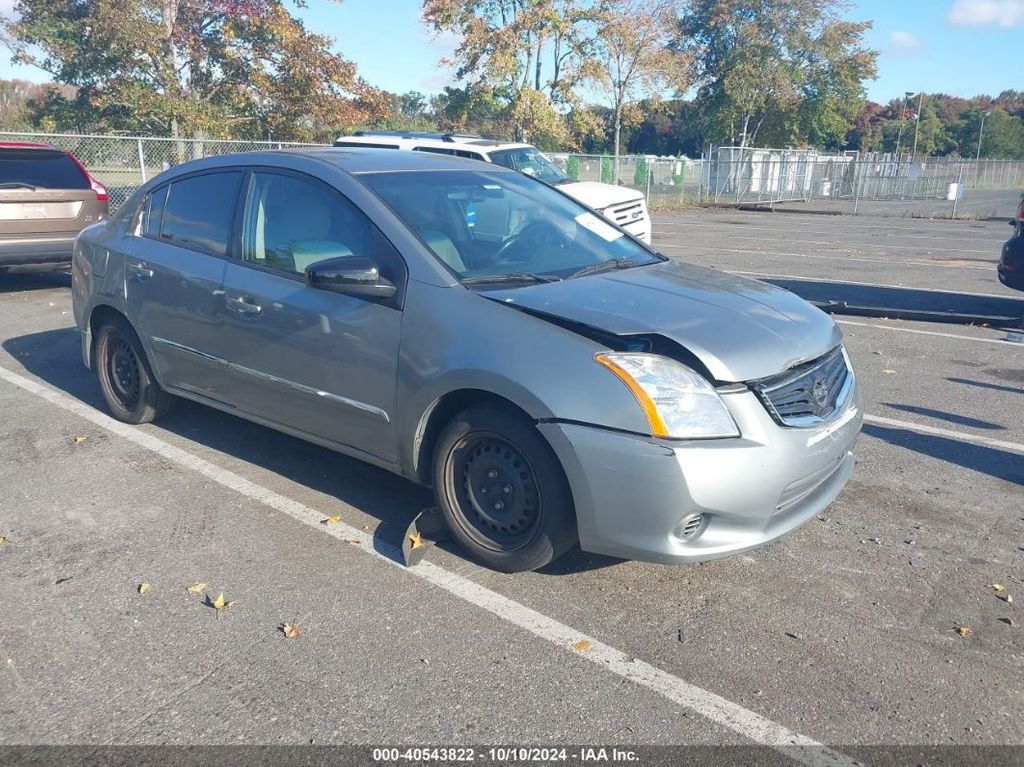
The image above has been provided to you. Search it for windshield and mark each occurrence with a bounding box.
[488,147,569,185]
[361,169,661,286]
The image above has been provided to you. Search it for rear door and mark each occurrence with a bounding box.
[0,147,105,242]
[124,171,243,394]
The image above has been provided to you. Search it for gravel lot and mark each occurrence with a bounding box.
[1,210,1022,759]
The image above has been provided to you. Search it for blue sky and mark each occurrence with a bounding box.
[0,0,1020,104]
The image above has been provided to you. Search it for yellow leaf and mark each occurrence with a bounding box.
[991,583,1006,592]
[572,639,592,652]
[321,515,342,526]
[0,536,6,545]
[882,369,897,375]
[209,592,237,614]
[955,626,972,638]
[138,582,151,594]
[185,582,208,595]
[280,623,302,639]
[72,435,88,445]
[408,531,424,550]
[348,539,363,545]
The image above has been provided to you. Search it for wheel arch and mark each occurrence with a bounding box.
[413,388,537,486]
[86,303,132,368]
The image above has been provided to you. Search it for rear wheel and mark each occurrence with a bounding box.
[95,318,175,424]
[433,405,576,572]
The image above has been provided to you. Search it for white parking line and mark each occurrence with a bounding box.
[864,414,1024,455]
[733,271,1018,300]
[656,242,992,271]
[656,230,995,256]
[836,319,1021,346]
[0,364,855,766]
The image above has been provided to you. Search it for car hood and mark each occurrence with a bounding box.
[486,260,842,383]
[557,181,644,210]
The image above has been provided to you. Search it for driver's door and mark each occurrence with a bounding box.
[206,169,406,463]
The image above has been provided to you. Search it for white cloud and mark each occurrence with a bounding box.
[888,31,924,55]
[948,0,1024,27]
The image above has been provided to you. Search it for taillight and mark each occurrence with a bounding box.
[67,150,108,202]
[90,177,109,202]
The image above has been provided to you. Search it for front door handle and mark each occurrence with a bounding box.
[127,261,153,280]
[225,294,263,317]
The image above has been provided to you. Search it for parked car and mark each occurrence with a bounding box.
[334,132,652,244]
[72,148,861,572]
[0,141,109,272]
[998,193,1024,291]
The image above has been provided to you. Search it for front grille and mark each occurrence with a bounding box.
[604,199,646,226]
[751,346,851,427]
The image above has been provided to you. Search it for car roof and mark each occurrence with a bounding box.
[0,141,62,151]
[334,134,533,153]
[153,147,523,178]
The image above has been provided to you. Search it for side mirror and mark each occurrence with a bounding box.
[306,255,396,300]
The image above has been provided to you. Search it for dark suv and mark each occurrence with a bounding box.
[998,193,1024,292]
[0,141,109,272]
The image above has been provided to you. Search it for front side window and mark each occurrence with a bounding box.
[488,148,568,185]
[361,169,660,284]
[241,171,384,277]
[160,172,242,256]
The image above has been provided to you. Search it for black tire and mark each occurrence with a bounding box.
[433,405,577,573]
[95,318,176,424]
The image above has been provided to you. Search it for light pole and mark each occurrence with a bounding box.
[911,92,924,158]
[975,110,991,163]
[894,92,913,158]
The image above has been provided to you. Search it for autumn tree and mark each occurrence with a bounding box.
[422,0,603,139]
[593,0,685,180]
[2,0,386,142]
[673,0,877,149]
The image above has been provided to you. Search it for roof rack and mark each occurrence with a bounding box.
[352,130,484,143]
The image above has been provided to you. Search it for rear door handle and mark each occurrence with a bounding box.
[224,294,263,317]
[127,261,153,280]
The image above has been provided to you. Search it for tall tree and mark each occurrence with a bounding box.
[673,0,877,149]
[593,0,685,180]
[2,0,386,142]
[421,0,601,138]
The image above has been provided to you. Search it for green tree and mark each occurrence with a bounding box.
[673,0,877,149]
[566,153,579,179]
[2,0,386,142]
[633,153,649,185]
[593,0,686,180]
[600,153,612,182]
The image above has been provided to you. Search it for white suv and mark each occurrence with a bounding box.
[334,132,651,243]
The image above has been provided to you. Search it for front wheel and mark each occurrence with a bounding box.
[433,405,577,572]
[95,319,176,424]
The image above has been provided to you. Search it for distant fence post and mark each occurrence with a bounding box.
[951,163,964,220]
[137,138,147,183]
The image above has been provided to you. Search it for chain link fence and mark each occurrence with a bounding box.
[4,131,1022,219]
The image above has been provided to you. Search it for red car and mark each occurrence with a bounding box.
[0,141,109,273]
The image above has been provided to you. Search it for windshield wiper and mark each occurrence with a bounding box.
[569,258,640,279]
[462,272,563,286]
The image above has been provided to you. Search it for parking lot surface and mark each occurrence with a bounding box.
[1,211,1022,756]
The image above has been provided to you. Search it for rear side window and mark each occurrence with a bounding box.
[0,148,89,190]
[160,172,242,257]
[143,185,168,237]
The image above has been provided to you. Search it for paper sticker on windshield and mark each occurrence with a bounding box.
[575,212,623,242]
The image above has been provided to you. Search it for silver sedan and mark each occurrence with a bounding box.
[72,148,861,572]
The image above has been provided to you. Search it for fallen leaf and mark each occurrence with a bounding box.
[321,515,342,526]
[991,583,1006,592]
[999,594,1014,604]
[882,369,897,375]
[348,539,363,545]
[954,626,972,638]
[280,623,302,639]
[572,639,592,652]
[408,531,425,550]
[72,435,88,445]
[872,351,883,356]
[208,592,237,615]
[185,582,208,595]
[0,536,6,545]
[138,582,151,594]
